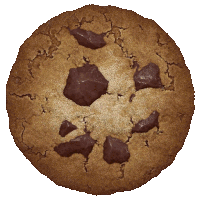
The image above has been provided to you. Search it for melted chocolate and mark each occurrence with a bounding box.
[103,136,130,164]
[63,63,109,106]
[134,63,163,91]
[59,120,77,137]
[54,133,96,159]
[69,28,106,49]
[132,111,159,133]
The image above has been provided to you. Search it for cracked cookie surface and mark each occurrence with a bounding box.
[6,5,194,195]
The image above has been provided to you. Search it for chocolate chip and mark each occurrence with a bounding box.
[69,28,106,49]
[129,94,135,102]
[63,63,109,106]
[103,136,130,164]
[54,133,96,159]
[59,120,77,137]
[134,63,163,91]
[132,111,159,133]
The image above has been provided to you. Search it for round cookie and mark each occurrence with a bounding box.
[6,5,194,195]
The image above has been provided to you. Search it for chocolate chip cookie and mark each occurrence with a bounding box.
[6,5,195,195]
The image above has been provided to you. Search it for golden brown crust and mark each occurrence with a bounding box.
[6,5,194,195]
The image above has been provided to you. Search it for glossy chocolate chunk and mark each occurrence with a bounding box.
[103,136,130,164]
[63,63,109,106]
[134,63,163,91]
[54,133,96,159]
[59,120,77,137]
[69,28,106,49]
[132,111,159,133]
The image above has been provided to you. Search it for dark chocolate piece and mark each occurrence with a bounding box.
[134,63,163,91]
[54,133,96,159]
[132,111,159,133]
[63,63,109,106]
[69,28,106,49]
[59,120,77,137]
[103,136,130,164]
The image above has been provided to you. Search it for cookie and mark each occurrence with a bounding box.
[6,5,194,195]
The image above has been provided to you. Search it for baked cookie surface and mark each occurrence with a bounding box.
[6,5,194,195]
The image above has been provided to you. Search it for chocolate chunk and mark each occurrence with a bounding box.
[54,133,96,159]
[132,111,159,133]
[69,28,106,49]
[59,120,77,137]
[134,63,163,91]
[103,136,130,164]
[63,63,109,106]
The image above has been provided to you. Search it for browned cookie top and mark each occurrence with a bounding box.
[6,5,194,195]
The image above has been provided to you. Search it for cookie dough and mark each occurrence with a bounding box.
[6,5,194,195]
